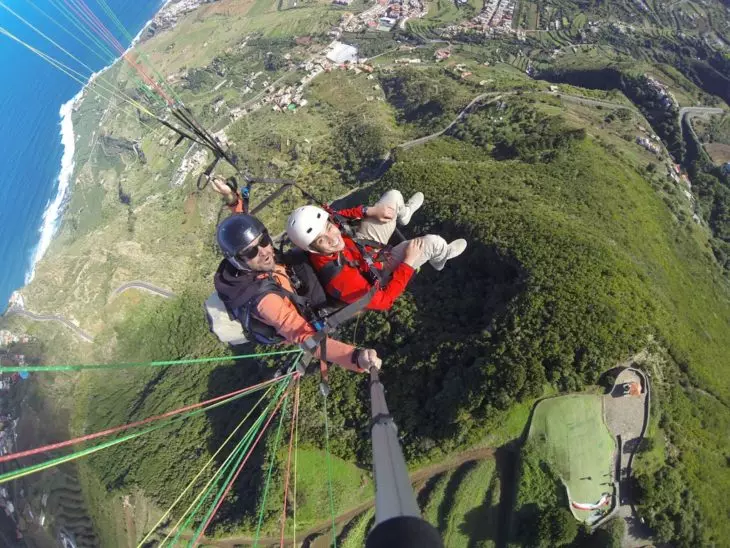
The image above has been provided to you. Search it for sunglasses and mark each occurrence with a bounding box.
[237,232,273,261]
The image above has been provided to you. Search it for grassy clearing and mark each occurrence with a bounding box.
[528,395,614,520]
[442,459,500,548]
[278,447,374,535]
[340,507,375,548]
[421,470,453,526]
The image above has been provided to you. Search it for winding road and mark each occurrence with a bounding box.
[111,281,175,299]
[3,282,175,344]
[679,106,725,154]
[396,90,642,152]
[398,93,501,150]
[3,308,94,344]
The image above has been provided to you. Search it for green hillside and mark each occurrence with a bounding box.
[3,0,730,546]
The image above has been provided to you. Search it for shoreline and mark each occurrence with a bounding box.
[12,0,176,308]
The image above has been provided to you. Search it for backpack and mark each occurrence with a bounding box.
[206,249,328,346]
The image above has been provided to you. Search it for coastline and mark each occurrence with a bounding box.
[15,0,175,302]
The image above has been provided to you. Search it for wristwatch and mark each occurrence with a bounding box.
[362,206,368,217]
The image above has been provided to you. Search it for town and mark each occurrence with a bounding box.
[336,0,428,32]
[441,0,518,38]
[0,329,33,544]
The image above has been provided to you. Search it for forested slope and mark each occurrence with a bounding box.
[68,92,730,545]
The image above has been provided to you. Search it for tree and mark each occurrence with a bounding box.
[537,507,578,546]
[334,116,387,183]
[590,518,625,547]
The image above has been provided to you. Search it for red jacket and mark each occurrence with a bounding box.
[309,206,415,311]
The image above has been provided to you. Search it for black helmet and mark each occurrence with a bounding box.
[217,214,267,270]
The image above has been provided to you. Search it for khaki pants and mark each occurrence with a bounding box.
[355,189,449,271]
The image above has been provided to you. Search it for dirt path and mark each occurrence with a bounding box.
[187,447,495,547]
[123,496,137,548]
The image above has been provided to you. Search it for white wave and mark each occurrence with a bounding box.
[25,94,80,284]
[23,0,174,285]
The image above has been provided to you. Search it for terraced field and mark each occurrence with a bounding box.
[337,458,500,548]
[46,468,100,547]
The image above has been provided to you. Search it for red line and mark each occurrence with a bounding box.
[65,0,174,104]
[193,386,291,546]
[0,375,288,464]
[62,0,122,54]
[280,381,299,546]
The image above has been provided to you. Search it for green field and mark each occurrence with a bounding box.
[528,395,615,521]
[415,460,500,547]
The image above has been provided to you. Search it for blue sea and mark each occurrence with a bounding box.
[0,0,166,313]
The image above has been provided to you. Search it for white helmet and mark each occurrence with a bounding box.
[286,205,329,250]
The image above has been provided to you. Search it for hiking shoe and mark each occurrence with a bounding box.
[398,192,424,226]
[430,239,467,271]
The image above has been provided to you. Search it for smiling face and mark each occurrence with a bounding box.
[310,221,345,254]
[240,233,276,271]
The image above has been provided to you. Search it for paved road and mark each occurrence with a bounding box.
[3,281,174,345]
[679,106,724,119]
[604,368,653,547]
[398,93,502,150]
[556,92,638,112]
[679,107,725,148]
[396,90,638,152]
[3,309,94,344]
[111,281,175,299]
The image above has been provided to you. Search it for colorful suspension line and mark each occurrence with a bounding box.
[0,24,145,110]
[0,348,302,373]
[163,354,302,546]
[0,375,290,485]
[0,0,135,104]
[0,25,159,135]
[162,377,291,547]
[280,379,300,546]
[191,383,294,546]
[136,381,279,547]
[292,379,300,548]
[0,373,292,465]
[163,399,274,547]
[323,396,338,548]
[65,0,173,104]
[44,0,119,62]
[94,0,183,105]
[27,0,114,65]
[252,385,292,547]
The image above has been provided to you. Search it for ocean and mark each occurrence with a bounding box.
[0,0,166,313]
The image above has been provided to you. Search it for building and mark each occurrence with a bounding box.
[325,41,359,64]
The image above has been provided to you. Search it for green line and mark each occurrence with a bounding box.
[94,0,184,104]
[0,376,289,485]
[27,0,115,65]
[168,387,282,547]
[138,382,277,547]
[187,382,291,546]
[0,349,302,373]
[253,390,290,546]
[171,353,300,546]
[324,397,338,547]
[47,0,118,61]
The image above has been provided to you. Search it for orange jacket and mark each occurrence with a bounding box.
[228,196,362,372]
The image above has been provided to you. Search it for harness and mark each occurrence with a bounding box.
[320,212,395,289]
[235,275,315,345]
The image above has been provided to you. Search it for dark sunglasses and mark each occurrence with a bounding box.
[237,232,273,261]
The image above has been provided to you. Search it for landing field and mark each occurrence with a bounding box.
[528,395,615,521]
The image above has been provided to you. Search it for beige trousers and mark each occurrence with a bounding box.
[355,190,449,270]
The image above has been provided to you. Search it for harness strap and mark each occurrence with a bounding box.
[299,285,378,386]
